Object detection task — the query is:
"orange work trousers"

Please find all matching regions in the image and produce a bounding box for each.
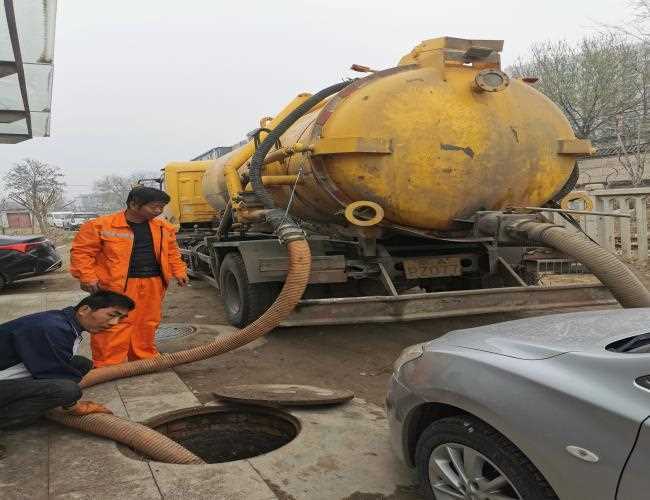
[91,277,165,367]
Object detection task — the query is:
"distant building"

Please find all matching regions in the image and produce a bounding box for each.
[0,201,32,229]
[192,146,235,161]
[192,139,248,161]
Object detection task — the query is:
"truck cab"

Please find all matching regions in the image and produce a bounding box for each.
[162,162,218,229]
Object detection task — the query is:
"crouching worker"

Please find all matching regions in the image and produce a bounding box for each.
[0,291,135,435]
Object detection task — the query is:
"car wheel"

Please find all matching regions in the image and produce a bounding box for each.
[218,252,280,328]
[415,416,557,500]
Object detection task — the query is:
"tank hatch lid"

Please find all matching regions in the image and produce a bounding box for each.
[399,36,504,67]
[213,384,354,407]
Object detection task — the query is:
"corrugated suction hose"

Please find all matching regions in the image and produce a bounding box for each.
[80,239,311,388]
[48,239,311,464]
[517,221,650,308]
[47,410,204,464]
[49,80,348,464]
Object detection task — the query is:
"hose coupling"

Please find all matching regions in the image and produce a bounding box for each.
[265,209,306,244]
[275,224,306,244]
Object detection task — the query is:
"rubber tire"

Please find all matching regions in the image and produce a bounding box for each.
[218,252,280,328]
[415,416,557,500]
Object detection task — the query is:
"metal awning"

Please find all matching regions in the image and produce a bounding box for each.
[0,0,56,143]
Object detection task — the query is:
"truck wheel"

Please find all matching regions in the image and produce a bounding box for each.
[219,252,279,327]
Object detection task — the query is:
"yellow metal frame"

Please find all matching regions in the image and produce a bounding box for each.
[310,137,392,156]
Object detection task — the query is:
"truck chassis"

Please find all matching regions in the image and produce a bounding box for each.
[177,229,615,327]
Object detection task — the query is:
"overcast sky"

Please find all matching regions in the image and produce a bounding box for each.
[0,0,629,197]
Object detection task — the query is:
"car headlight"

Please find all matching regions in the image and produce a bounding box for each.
[393,343,425,374]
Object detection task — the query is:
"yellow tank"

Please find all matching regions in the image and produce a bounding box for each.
[203,37,591,233]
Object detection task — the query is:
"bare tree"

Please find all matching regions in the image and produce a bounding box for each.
[620,1,650,40]
[608,1,650,185]
[91,171,161,212]
[509,32,643,142]
[510,31,649,185]
[3,158,65,233]
[611,43,650,185]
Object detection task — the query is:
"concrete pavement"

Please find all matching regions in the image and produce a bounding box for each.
[0,291,418,499]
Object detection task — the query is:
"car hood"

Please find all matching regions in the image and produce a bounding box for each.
[433,308,650,359]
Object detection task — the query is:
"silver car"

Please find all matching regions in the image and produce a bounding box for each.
[387,309,650,500]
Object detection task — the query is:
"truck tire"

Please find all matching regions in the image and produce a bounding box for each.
[415,415,557,500]
[218,252,280,328]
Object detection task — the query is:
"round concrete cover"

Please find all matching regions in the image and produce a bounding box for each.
[213,384,354,407]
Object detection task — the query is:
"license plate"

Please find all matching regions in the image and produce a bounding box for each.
[403,257,462,279]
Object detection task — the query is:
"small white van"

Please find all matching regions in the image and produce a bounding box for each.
[47,211,73,228]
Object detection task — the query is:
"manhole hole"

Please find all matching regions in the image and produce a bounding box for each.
[155,324,197,342]
[121,406,300,464]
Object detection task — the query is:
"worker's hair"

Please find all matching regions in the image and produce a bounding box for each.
[75,291,135,311]
[126,186,170,208]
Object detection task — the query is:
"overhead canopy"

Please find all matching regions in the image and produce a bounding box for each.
[0,0,56,144]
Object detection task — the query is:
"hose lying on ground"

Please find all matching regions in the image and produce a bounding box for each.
[47,410,205,464]
[47,80,355,463]
[516,221,650,308]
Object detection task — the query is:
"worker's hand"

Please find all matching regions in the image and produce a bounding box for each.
[80,281,101,294]
[64,400,113,416]
[175,275,189,287]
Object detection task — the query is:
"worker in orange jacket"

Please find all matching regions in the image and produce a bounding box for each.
[70,186,188,367]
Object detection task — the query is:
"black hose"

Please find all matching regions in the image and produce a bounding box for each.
[217,202,233,239]
[248,80,355,234]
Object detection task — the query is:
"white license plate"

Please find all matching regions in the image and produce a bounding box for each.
[403,257,462,279]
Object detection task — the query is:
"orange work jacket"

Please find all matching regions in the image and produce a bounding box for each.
[70,211,187,292]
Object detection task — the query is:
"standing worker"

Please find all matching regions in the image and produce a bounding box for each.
[70,186,188,367]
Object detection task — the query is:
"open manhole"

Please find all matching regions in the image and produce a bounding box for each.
[155,323,197,342]
[121,406,300,464]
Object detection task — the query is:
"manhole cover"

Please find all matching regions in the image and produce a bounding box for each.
[213,384,354,407]
[120,406,299,464]
[155,324,197,342]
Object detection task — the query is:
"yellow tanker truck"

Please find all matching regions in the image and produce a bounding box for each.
[162,36,650,327]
